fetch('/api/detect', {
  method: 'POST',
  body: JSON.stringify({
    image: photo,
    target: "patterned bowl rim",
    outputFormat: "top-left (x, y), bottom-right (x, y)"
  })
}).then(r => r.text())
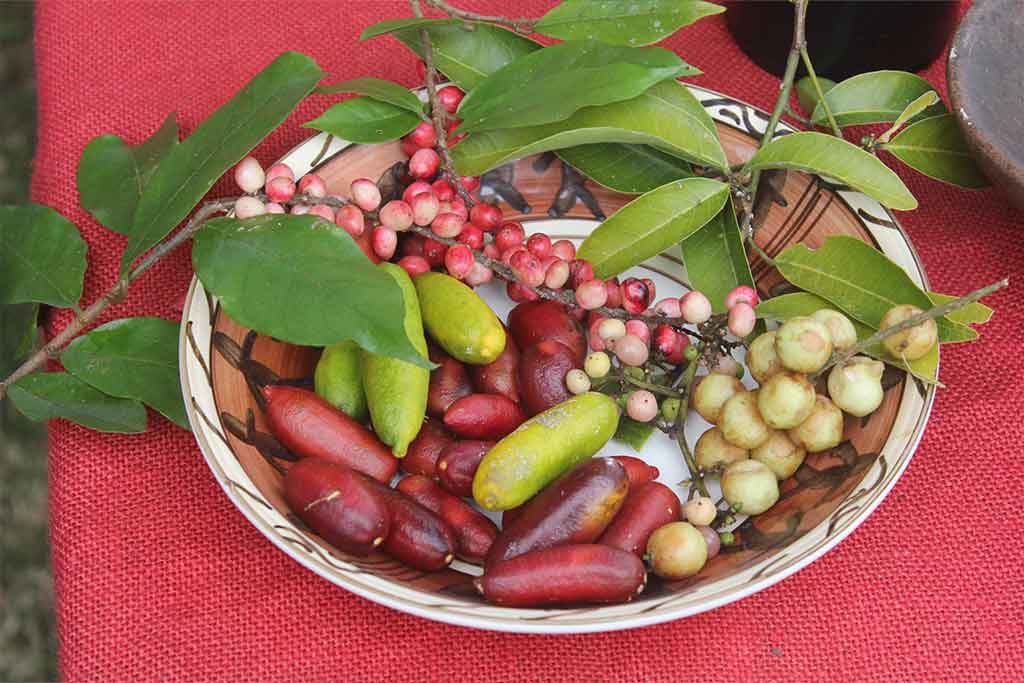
top-left (180, 83), bottom-right (936, 633)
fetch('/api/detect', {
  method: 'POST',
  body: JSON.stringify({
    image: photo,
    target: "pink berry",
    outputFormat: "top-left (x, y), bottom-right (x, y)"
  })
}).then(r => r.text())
top-left (290, 203), bottom-right (310, 215)
top-left (612, 334), bottom-right (649, 367)
top-left (408, 121), bottom-right (438, 149)
top-left (568, 259), bottom-right (594, 289)
top-left (588, 315), bottom-right (608, 351)
top-left (422, 237), bottom-right (446, 267)
top-left (437, 85), bottom-right (465, 114)
top-left (445, 244), bottom-right (475, 280)
top-left (409, 148), bottom-right (441, 179)
top-left (297, 173), bottom-right (326, 199)
top-left (459, 175), bottom-right (480, 192)
top-left (604, 277), bottom-right (622, 308)
top-left (626, 390), bottom-right (658, 422)
top-left (265, 162), bottom-right (294, 183)
top-left (727, 302), bottom-right (756, 337)
top-left (402, 180), bottom-right (433, 204)
top-left (680, 291), bottom-right (712, 324)
top-left (495, 222), bottom-right (526, 253)
top-left (464, 261), bottom-right (493, 287)
top-left (469, 203), bottom-right (502, 231)
top-left (507, 281), bottom-right (539, 302)
top-left (350, 178), bottom-right (382, 212)
top-left (653, 324), bottom-right (689, 364)
top-left (380, 200), bottom-right (414, 231)
top-left (544, 259), bottom-right (570, 289)
top-left (457, 223), bottom-right (484, 250)
top-left (234, 156), bottom-right (265, 194)
top-left (309, 204), bottom-right (335, 222)
top-left (620, 277), bottom-right (655, 315)
top-left (510, 250), bottom-right (545, 287)
top-left (654, 297), bottom-right (682, 318)
top-left (398, 255), bottom-right (431, 278)
top-left (575, 279), bottom-right (608, 310)
top-left (233, 195), bottom-right (265, 219)
top-left (264, 202), bottom-right (285, 214)
top-left (265, 176), bottom-right (296, 202)
top-left (410, 192), bottom-right (440, 227)
top-left (551, 239), bottom-right (576, 261)
top-left (725, 285), bottom-right (759, 310)
top-left (431, 178), bottom-right (455, 202)
top-left (446, 198), bottom-right (469, 221)
top-left (483, 243), bottom-right (501, 261)
top-left (625, 319), bottom-right (650, 345)
top-left (372, 227), bottom-right (397, 260)
top-left (431, 212), bottom-right (465, 239)
top-left (526, 233), bottom-right (552, 259)
top-left (335, 204), bottom-right (365, 237)
top-left (502, 245), bottom-right (527, 266)
top-left (401, 138), bottom-right (419, 158)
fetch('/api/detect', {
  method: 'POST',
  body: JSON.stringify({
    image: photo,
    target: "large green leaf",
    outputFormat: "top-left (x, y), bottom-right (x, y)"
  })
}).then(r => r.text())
top-left (360, 17), bottom-right (459, 42)
top-left (577, 177), bottom-right (729, 278)
top-left (8, 372), bottom-right (148, 433)
top-left (613, 416), bottom-right (655, 450)
top-left (60, 317), bottom-right (187, 429)
top-left (882, 114), bottom-right (989, 189)
top-left (1, 303), bottom-right (38, 376)
top-left (535, 0), bottom-right (723, 46)
top-left (796, 75), bottom-right (835, 115)
top-left (744, 132), bottom-right (918, 210)
top-left (0, 204), bottom-right (87, 308)
top-left (811, 70), bottom-right (947, 126)
top-left (304, 97), bottom-right (420, 144)
top-left (453, 79), bottom-right (726, 175)
top-left (120, 52), bottom-right (323, 276)
top-left (680, 202), bottom-right (755, 314)
top-left (557, 143), bottom-right (693, 193)
top-left (192, 215), bottom-right (431, 369)
top-left (315, 77), bottom-right (424, 114)
top-left (456, 41), bottom-right (697, 133)
top-left (133, 112), bottom-right (180, 187)
top-left (773, 235), bottom-right (975, 343)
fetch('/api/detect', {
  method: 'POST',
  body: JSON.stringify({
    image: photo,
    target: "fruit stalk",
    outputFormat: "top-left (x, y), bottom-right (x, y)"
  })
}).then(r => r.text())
top-left (671, 353), bottom-right (709, 498)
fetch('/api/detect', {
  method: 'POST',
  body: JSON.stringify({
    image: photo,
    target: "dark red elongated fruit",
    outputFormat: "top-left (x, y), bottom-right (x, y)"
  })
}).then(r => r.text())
top-left (486, 457), bottom-right (629, 568)
top-left (475, 544), bottom-right (646, 607)
top-left (283, 459), bottom-right (390, 556)
top-left (469, 335), bottom-right (521, 403)
top-left (436, 440), bottom-right (494, 497)
top-left (401, 420), bottom-right (453, 477)
top-left (518, 340), bottom-right (580, 416)
top-left (443, 394), bottom-right (525, 440)
top-left (374, 484), bottom-right (457, 571)
top-left (507, 301), bottom-right (587, 361)
top-left (262, 385), bottom-right (398, 483)
top-left (428, 355), bottom-right (474, 418)
top-left (396, 475), bottom-right (498, 563)
top-left (598, 481), bottom-right (681, 556)
top-left (611, 456), bottom-right (660, 487)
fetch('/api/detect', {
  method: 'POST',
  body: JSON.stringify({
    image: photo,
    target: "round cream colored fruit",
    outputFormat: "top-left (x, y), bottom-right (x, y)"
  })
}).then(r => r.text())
top-left (879, 304), bottom-right (937, 361)
top-left (692, 373), bottom-right (745, 424)
top-left (757, 371), bottom-right (816, 429)
top-left (747, 331), bottom-right (783, 384)
top-left (788, 395), bottom-right (844, 453)
top-left (721, 459), bottom-right (780, 516)
top-left (694, 427), bottom-right (748, 475)
top-left (682, 496), bottom-right (717, 526)
top-left (719, 390), bottom-right (771, 450)
top-left (646, 522), bottom-right (708, 579)
top-left (751, 430), bottom-right (806, 480)
top-left (775, 316), bottom-right (833, 373)
top-left (811, 309), bottom-right (858, 351)
top-left (827, 356), bottom-right (885, 417)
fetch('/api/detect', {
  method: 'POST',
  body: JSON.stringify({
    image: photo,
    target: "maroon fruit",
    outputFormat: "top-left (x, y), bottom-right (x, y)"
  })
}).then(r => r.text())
top-left (469, 336), bottom-right (520, 403)
top-left (568, 259), bottom-right (595, 289)
top-left (599, 481), bottom-right (681, 556)
top-left (376, 485), bottom-right (457, 571)
top-left (475, 544), bottom-right (646, 607)
top-left (620, 277), bottom-right (656, 314)
top-left (518, 340), bottom-right (580, 416)
top-left (262, 385), bottom-right (398, 483)
top-left (396, 475), bottom-right (498, 563)
top-left (437, 440), bottom-right (494, 497)
top-left (612, 456), bottom-right (660, 487)
top-left (507, 300), bottom-right (587, 361)
top-left (428, 355), bottom-right (473, 417)
top-left (443, 394), bottom-right (525, 440)
top-left (401, 420), bottom-right (453, 477)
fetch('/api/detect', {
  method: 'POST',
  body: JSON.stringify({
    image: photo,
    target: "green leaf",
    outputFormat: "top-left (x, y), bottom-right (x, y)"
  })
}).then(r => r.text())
top-left (60, 317), bottom-right (188, 429)
top-left (811, 70), bottom-right (947, 126)
top-left (304, 97), bottom-right (420, 144)
top-left (360, 17), bottom-right (459, 41)
top-left (927, 292), bottom-right (993, 325)
top-left (882, 114), bottom-right (989, 189)
top-left (773, 235), bottom-right (974, 343)
top-left (535, 0), bottom-right (723, 46)
top-left (577, 177), bottom-right (729, 278)
top-left (681, 202), bottom-right (755, 315)
top-left (613, 416), bottom-right (655, 450)
top-left (192, 215), bottom-right (431, 369)
top-left (744, 132), bottom-right (917, 210)
top-left (796, 75), bottom-right (835, 115)
top-left (878, 91), bottom-right (940, 144)
top-left (0, 204), bottom-right (87, 307)
top-left (8, 372), bottom-right (148, 433)
top-left (557, 143), bottom-right (693, 193)
top-left (456, 41), bottom-right (697, 133)
top-left (315, 77), bottom-right (424, 114)
top-left (133, 112), bottom-right (180, 188)
top-left (120, 52), bottom-right (323, 276)
top-left (453, 79), bottom-right (726, 175)
top-left (1, 303), bottom-right (39, 376)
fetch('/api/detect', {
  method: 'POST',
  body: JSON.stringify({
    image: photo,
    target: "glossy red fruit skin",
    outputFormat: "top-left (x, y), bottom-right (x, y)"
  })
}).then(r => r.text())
top-left (469, 203), bottom-right (502, 232)
top-left (507, 300), bottom-right (587, 362)
top-left (598, 481), bottom-right (681, 556)
top-left (506, 282), bottom-right (540, 303)
top-left (422, 237), bottom-right (447, 268)
top-left (611, 456), bottom-right (660, 487)
top-left (457, 223), bottom-right (485, 250)
top-left (401, 420), bottom-right (454, 478)
top-left (443, 394), bottom-right (525, 440)
top-left (284, 459), bottom-right (391, 556)
top-left (604, 277), bottom-right (622, 309)
top-left (436, 440), bottom-right (494, 497)
top-left (431, 178), bottom-right (455, 202)
top-left (568, 259), bottom-right (595, 289)
top-left (518, 340), bottom-right (580, 416)
top-left (436, 85), bottom-right (465, 114)
top-left (620, 277), bottom-right (655, 314)
top-left (262, 386), bottom-right (397, 483)
top-left (486, 457), bottom-right (629, 568)
top-left (428, 355), bottom-right (474, 418)
top-left (469, 336), bottom-right (521, 403)
top-left (495, 222), bottom-right (526, 253)
top-left (375, 484), bottom-right (458, 571)
top-left (475, 544), bottom-right (646, 607)
top-left (397, 474), bottom-right (498, 563)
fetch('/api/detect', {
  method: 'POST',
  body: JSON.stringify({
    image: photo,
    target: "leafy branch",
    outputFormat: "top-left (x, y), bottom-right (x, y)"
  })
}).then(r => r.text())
top-left (423, 0), bottom-right (535, 33)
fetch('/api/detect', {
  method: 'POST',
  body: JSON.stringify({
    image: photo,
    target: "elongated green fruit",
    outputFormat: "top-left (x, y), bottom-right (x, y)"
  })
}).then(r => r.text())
top-left (314, 340), bottom-right (368, 422)
top-left (414, 271), bottom-right (506, 364)
top-left (472, 392), bottom-right (620, 510)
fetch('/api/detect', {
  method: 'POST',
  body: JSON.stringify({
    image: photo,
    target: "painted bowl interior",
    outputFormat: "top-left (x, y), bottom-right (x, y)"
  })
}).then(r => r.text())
top-left (180, 85), bottom-right (934, 633)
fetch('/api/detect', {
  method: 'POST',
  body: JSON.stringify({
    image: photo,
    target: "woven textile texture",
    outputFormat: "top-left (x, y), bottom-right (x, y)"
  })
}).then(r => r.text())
top-left (32, 1), bottom-right (1022, 680)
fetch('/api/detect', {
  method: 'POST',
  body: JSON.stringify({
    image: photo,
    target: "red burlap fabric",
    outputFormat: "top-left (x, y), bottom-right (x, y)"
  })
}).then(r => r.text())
top-left (33, 1), bottom-right (1022, 680)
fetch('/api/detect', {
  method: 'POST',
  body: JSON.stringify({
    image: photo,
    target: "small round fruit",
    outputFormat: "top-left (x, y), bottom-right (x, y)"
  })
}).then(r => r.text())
top-left (565, 368), bottom-right (591, 395)
top-left (724, 285), bottom-right (758, 309)
top-left (647, 522), bottom-right (707, 579)
top-left (811, 309), bottom-right (858, 351)
top-left (265, 176), bottom-right (296, 202)
top-left (757, 371), bottom-right (816, 430)
top-left (788, 395), bottom-right (844, 453)
top-left (694, 427), bottom-right (748, 475)
top-left (721, 459), bottom-right (779, 515)
top-left (584, 351), bottom-right (611, 379)
top-left (682, 497), bottom-right (717, 526)
top-left (697, 525), bottom-right (721, 559)
top-left (680, 291), bottom-right (712, 324)
top-left (719, 390), bottom-right (771, 449)
top-left (879, 304), bottom-right (937, 361)
top-left (775, 316), bottom-right (833, 373)
top-left (611, 335), bottom-right (649, 367)
top-left (626, 390), bottom-right (658, 422)
top-left (827, 356), bottom-right (886, 417)
top-left (597, 318), bottom-right (626, 343)
top-left (727, 302), bottom-right (756, 337)
top-left (747, 331), bottom-right (783, 384)
top-left (233, 156), bottom-right (265, 193)
top-left (350, 178), bottom-right (381, 212)
top-left (575, 279), bottom-right (608, 310)
top-left (624, 320), bottom-right (650, 345)
top-left (379, 200), bottom-right (414, 231)
top-left (233, 195), bottom-right (265, 219)
top-left (692, 374), bottom-right (745, 424)
top-left (751, 430), bottom-right (806, 480)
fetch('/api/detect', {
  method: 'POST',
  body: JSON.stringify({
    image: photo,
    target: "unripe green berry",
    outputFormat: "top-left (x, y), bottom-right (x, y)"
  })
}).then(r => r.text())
top-left (788, 395), bottom-right (844, 453)
top-left (747, 331), bottom-right (783, 384)
top-left (775, 316), bottom-right (833, 373)
top-left (719, 390), bottom-right (771, 449)
top-left (682, 496), bottom-right (717, 526)
top-left (584, 351), bottom-right (611, 378)
top-left (751, 430), bottom-right (806, 480)
top-left (879, 304), bottom-right (937, 361)
top-left (693, 373), bottom-right (745, 424)
top-left (694, 427), bottom-right (749, 475)
top-left (661, 397), bottom-right (681, 421)
top-left (811, 309), bottom-right (858, 351)
top-left (721, 459), bottom-right (779, 515)
top-left (827, 356), bottom-right (885, 417)
top-left (646, 522), bottom-right (708, 579)
top-left (684, 345), bottom-right (699, 362)
top-left (624, 366), bottom-right (645, 382)
top-left (718, 531), bottom-right (736, 546)
top-left (757, 371), bottom-right (816, 429)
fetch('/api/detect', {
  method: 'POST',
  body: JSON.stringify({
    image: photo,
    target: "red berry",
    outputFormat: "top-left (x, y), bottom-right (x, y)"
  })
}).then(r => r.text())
top-left (483, 243), bottom-right (501, 261)
top-left (653, 325), bottom-right (689, 364)
top-left (526, 233), bottom-right (552, 259)
top-left (653, 297), bottom-right (682, 318)
top-left (437, 85), bottom-right (465, 114)
top-left (575, 279), bottom-right (608, 310)
top-left (459, 175), bottom-right (480, 192)
top-left (507, 281), bottom-right (540, 302)
top-left (501, 245), bottom-right (527, 266)
top-left (410, 192), bottom-right (441, 227)
top-left (431, 212), bottom-right (465, 238)
top-left (430, 178), bottom-right (454, 202)
top-left (408, 121), bottom-right (438, 149)
top-left (401, 138), bottom-right (419, 159)
top-left (351, 178), bottom-right (382, 212)
top-left (588, 315), bottom-right (608, 351)
top-left (372, 227), bottom-right (397, 260)
top-left (604, 277), bottom-right (622, 308)
top-left (725, 285), bottom-right (759, 310)
top-left (551, 239), bottom-right (576, 261)
top-left (445, 244), bottom-right (475, 280)
top-left (469, 203), bottom-right (503, 232)
top-left (510, 250), bottom-right (545, 287)
top-left (409, 148), bottom-right (441, 179)
top-left (402, 180), bottom-right (433, 204)
top-left (457, 223), bottom-right (485, 250)
top-left (446, 198), bottom-right (469, 221)
top-left (264, 202), bottom-right (285, 214)
top-left (380, 200), bottom-right (414, 231)
top-left (620, 277), bottom-right (655, 314)
top-left (265, 163), bottom-right (294, 183)
top-left (297, 173), bottom-right (326, 198)
top-left (568, 259), bottom-right (594, 289)
top-left (398, 255), bottom-right (430, 277)
top-left (624, 319), bottom-right (650, 345)
top-left (464, 261), bottom-right (493, 287)
top-left (335, 204), bottom-right (365, 237)
top-left (543, 258), bottom-right (570, 289)
top-left (422, 237), bottom-right (446, 267)
top-left (495, 222), bottom-right (526, 253)
top-left (265, 176), bottom-right (296, 202)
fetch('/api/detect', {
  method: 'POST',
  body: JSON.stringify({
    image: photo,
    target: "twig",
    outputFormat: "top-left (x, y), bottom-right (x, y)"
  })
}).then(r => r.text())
top-left (672, 356), bottom-right (707, 497)
top-left (799, 47), bottom-right (841, 136)
top-left (423, 0), bottom-right (535, 33)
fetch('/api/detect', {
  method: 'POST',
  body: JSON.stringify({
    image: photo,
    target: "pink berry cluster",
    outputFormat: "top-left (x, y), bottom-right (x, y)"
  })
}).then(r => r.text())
top-left (723, 285), bottom-right (759, 337)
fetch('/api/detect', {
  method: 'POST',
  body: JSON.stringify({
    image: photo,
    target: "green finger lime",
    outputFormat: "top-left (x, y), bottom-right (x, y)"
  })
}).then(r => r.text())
top-left (414, 271), bottom-right (506, 365)
top-left (314, 340), bottom-right (368, 422)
